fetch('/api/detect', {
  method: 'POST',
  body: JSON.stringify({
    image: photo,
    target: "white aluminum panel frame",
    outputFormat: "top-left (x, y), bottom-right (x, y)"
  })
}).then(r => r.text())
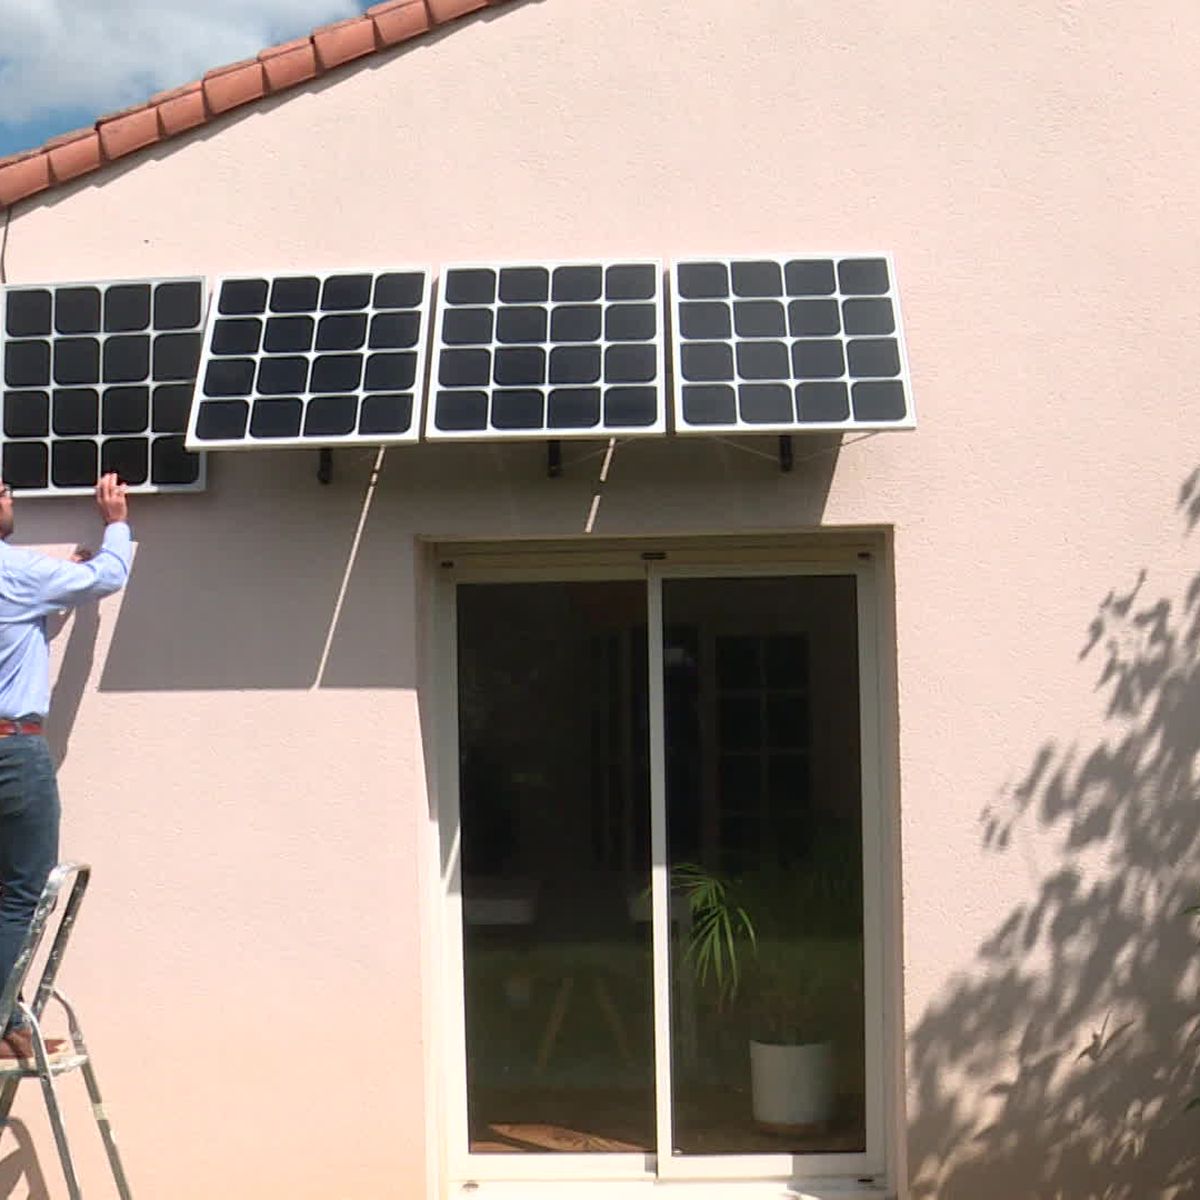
top-left (427, 258), bottom-right (667, 442)
top-left (185, 265), bottom-right (433, 451)
top-left (669, 252), bottom-right (917, 436)
top-left (0, 275), bottom-right (208, 496)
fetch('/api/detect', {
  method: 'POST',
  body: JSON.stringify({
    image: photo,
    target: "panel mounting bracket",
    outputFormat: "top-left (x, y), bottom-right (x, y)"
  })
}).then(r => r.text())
top-left (317, 448), bottom-right (333, 485)
top-left (547, 440), bottom-right (563, 478)
top-left (778, 434), bottom-right (794, 473)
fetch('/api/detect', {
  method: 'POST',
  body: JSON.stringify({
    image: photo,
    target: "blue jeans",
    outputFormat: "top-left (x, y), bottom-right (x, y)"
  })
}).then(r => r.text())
top-left (0, 734), bottom-right (59, 1033)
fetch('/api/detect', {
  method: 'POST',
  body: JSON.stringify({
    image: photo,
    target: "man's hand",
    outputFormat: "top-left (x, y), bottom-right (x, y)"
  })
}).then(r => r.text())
top-left (70, 546), bottom-right (95, 563)
top-left (95, 473), bottom-right (128, 525)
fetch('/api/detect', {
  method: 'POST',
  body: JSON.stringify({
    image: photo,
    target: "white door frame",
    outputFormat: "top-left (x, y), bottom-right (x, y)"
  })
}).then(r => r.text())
top-left (427, 541), bottom-right (895, 1195)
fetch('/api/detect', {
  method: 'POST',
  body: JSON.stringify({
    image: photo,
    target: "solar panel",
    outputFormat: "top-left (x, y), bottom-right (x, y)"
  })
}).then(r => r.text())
top-left (670, 255), bottom-right (915, 434)
top-left (185, 268), bottom-right (432, 449)
top-left (0, 277), bottom-right (206, 494)
top-left (426, 259), bottom-right (666, 440)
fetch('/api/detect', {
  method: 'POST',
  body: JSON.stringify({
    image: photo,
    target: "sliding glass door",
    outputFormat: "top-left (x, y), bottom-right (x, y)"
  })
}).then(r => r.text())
top-left (442, 558), bottom-right (884, 1182)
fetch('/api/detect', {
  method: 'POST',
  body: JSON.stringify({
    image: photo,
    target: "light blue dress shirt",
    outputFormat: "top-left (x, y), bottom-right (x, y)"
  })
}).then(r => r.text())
top-left (0, 522), bottom-right (132, 719)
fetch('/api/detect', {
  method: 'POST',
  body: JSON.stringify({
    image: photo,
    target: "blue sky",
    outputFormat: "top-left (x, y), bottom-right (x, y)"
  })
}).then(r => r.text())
top-left (0, 1), bottom-right (371, 158)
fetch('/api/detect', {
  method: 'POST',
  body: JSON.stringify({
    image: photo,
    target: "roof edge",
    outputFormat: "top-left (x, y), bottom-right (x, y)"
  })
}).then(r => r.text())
top-left (0, 0), bottom-right (506, 210)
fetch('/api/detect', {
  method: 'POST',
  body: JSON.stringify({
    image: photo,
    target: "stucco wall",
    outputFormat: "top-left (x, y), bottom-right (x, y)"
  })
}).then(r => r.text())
top-left (3, 0), bottom-right (1200, 1196)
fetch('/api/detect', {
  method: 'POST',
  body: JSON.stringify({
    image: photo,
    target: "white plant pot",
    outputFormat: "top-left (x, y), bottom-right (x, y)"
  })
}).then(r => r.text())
top-left (749, 1039), bottom-right (835, 1129)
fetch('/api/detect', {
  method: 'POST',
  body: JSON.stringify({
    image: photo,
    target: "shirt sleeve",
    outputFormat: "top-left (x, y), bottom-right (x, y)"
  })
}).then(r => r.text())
top-left (16, 522), bottom-right (132, 615)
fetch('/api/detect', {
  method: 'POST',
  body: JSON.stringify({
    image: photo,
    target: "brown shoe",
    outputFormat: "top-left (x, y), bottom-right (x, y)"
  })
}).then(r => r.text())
top-left (0, 1028), bottom-right (72, 1071)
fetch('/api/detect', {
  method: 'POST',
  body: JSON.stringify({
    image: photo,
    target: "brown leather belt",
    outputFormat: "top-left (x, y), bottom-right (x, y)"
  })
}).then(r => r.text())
top-left (0, 720), bottom-right (42, 737)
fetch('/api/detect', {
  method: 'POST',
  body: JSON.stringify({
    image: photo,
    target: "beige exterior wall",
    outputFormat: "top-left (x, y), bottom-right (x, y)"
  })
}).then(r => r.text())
top-left (3, 0), bottom-right (1199, 1195)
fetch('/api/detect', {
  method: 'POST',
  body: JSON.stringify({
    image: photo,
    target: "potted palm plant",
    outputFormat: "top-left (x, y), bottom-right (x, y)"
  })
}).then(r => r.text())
top-left (672, 862), bottom-right (837, 1130)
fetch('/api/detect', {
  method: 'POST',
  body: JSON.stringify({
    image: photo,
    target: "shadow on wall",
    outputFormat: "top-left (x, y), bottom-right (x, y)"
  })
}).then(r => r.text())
top-left (97, 448), bottom-right (417, 693)
top-left (95, 435), bottom-right (842, 694)
top-left (0, 1118), bottom-right (52, 1199)
top-left (908, 472), bottom-right (1200, 1198)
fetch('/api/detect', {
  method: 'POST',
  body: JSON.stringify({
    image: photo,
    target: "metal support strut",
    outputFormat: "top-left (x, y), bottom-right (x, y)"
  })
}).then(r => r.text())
top-left (0, 863), bottom-right (134, 1199)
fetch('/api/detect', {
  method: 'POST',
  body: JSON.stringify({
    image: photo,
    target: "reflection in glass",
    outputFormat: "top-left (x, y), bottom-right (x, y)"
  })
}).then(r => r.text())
top-left (663, 576), bottom-right (866, 1156)
top-left (457, 582), bottom-right (652, 1153)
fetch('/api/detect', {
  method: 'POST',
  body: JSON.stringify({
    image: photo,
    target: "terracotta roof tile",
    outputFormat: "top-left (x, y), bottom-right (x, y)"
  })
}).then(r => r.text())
top-left (427, 0), bottom-right (492, 23)
top-left (259, 40), bottom-right (320, 93)
top-left (202, 58), bottom-right (267, 115)
top-left (0, 0), bottom-right (513, 210)
top-left (156, 84), bottom-right (207, 137)
top-left (0, 152), bottom-right (51, 207)
top-left (48, 131), bottom-right (103, 183)
top-left (97, 106), bottom-right (162, 161)
top-left (313, 15), bottom-right (380, 70)
top-left (370, 1), bottom-right (432, 47)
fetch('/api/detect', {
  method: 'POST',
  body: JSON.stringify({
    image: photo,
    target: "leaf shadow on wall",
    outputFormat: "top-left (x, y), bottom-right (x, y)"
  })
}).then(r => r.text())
top-left (908, 473), bottom-right (1200, 1199)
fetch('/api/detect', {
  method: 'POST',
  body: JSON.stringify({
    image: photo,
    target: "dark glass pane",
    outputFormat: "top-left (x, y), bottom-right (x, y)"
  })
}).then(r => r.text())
top-left (101, 387), bottom-right (149, 434)
top-left (211, 318), bottom-right (262, 356)
top-left (851, 381), bottom-right (907, 422)
top-left (4, 343), bottom-right (50, 388)
top-left (547, 388), bottom-right (601, 429)
top-left (3, 442), bottom-right (48, 489)
top-left (434, 390), bottom-right (488, 431)
top-left (218, 279), bottom-right (268, 316)
top-left (677, 262), bottom-right (728, 299)
top-left (679, 302), bottom-right (731, 340)
top-left (442, 308), bottom-right (494, 346)
top-left (321, 274), bottom-right (372, 311)
top-left (603, 387), bottom-right (657, 426)
top-left (549, 305), bottom-right (602, 343)
top-left (152, 385), bottom-right (191, 433)
top-left (263, 316), bottom-right (314, 353)
top-left (6, 290), bottom-right (51, 337)
top-left (681, 384), bottom-right (735, 426)
top-left (368, 311), bottom-right (420, 349)
top-left (605, 263), bottom-right (656, 300)
top-left (194, 399), bottom-right (249, 440)
top-left (204, 359), bottom-right (255, 398)
top-left (53, 339), bottom-right (99, 385)
top-left (303, 395), bottom-right (358, 437)
top-left (499, 267), bottom-right (549, 303)
top-left (269, 276), bottom-right (320, 313)
top-left (664, 575), bottom-right (864, 1157)
top-left (445, 269), bottom-right (496, 306)
top-left (552, 265), bottom-right (603, 301)
top-left (496, 306), bottom-right (548, 345)
top-left (257, 356), bottom-right (309, 396)
top-left (796, 382), bottom-right (850, 423)
top-left (55, 287), bottom-right (101, 334)
top-left (101, 438), bottom-right (148, 486)
top-left (358, 393), bottom-right (412, 435)
top-left (731, 261), bottom-right (783, 298)
top-left (153, 281), bottom-right (202, 329)
top-left (150, 435), bottom-right (201, 484)
top-left (102, 335), bottom-right (150, 383)
top-left (151, 333), bottom-right (202, 382)
top-left (316, 314), bottom-right (368, 352)
top-left (491, 389), bottom-right (544, 430)
top-left (457, 581), bottom-right (652, 1154)
top-left (784, 260), bottom-right (836, 296)
top-left (51, 440), bottom-right (97, 488)
top-left (250, 397), bottom-right (303, 438)
top-left (104, 284), bottom-right (151, 332)
top-left (374, 272), bottom-right (424, 308)
top-left (3, 391), bottom-right (49, 438)
top-left (365, 352), bottom-right (416, 391)
top-left (837, 259), bottom-right (890, 295)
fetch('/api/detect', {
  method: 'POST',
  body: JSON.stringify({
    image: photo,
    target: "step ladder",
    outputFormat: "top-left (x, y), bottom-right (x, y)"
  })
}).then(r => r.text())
top-left (0, 862), bottom-right (133, 1198)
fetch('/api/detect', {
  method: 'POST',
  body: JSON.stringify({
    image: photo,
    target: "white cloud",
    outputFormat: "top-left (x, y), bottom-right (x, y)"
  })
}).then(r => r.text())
top-left (0, 0), bottom-right (360, 126)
